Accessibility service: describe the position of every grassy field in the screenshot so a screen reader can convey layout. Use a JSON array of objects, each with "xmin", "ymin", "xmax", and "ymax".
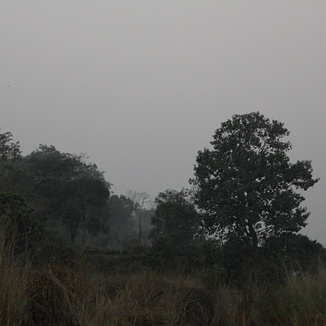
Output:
[{"xmin": 1, "ymin": 231, "xmax": 326, "ymax": 326}]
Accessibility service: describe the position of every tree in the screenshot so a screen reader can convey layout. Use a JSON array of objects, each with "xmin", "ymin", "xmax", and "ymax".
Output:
[
  {"xmin": 63, "ymin": 173, "xmax": 111, "ymax": 242},
  {"xmin": 24, "ymin": 145, "xmax": 111, "ymax": 242},
  {"xmin": 150, "ymin": 189, "xmax": 199, "ymax": 249},
  {"xmin": 107, "ymin": 194, "xmax": 134, "ymax": 249},
  {"xmin": 0, "ymin": 131, "xmax": 21, "ymax": 161},
  {"xmin": 0, "ymin": 131, "xmax": 23, "ymax": 193},
  {"xmin": 191, "ymin": 112, "xmax": 318, "ymax": 249},
  {"xmin": 126, "ymin": 190, "xmax": 150, "ymax": 245}
]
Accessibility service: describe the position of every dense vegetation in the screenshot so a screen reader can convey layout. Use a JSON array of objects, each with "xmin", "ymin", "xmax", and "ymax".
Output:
[{"xmin": 0, "ymin": 112, "xmax": 325, "ymax": 325}]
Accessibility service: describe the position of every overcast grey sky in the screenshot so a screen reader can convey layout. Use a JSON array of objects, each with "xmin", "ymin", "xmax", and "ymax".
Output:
[{"xmin": 1, "ymin": 1, "xmax": 325, "ymax": 244}]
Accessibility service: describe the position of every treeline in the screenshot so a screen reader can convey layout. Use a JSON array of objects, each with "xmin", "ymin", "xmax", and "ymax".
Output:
[
  {"xmin": 0, "ymin": 112, "xmax": 325, "ymax": 286},
  {"xmin": 1, "ymin": 112, "xmax": 326, "ymax": 325},
  {"xmin": 0, "ymin": 131, "xmax": 153, "ymax": 257}
]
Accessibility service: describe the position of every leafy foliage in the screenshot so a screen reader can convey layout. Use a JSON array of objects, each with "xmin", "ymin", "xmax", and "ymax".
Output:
[
  {"xmin": 262, "ymin": 233, "xmax": 326, "ymax": 269},
  {"xmin": 0, "ymin": 192, "xmax": 43, "ymax": 252},
  {"xmin": 0, "ymin": 131, "xmax": 21, "ymax": 161},
  {"xmin": 23, "ymin": 145, "xmax": 110, "ymax": 242},
  {"xmin": 150, "ymin": 189, "xmax": 199, "ymax": 251},
  {"xmin": 191, "ymin": 112, "xmax": 319, "ymax": 248},
  {"xmin": 0, "ymin": 126, "xmax": 324, "ymax": 289},
  {"xmin": 0, "ymin": 131, "xmax": 24, "ymax": 194}
]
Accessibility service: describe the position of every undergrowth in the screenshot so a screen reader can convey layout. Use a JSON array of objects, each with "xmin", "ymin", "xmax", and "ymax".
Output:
[{"xmin": 1, "ymin": 228, "xmax": 326, "ymax": 326}]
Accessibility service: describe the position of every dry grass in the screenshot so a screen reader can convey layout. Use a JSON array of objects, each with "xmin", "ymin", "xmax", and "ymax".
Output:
[
  {"xmin": 1, "ymin": 226, "xmax": 326, "ymax": 326},
  {"xmin": 107, "ymin": 273, "xmax": 214, "ymax": 326},
  {"xmin": 29, "ymin": 270, "xmax": 214, "ymax": 325},
  {"xmin": 0, "ymin": 228, "xmax": 31, "ymax": 326},
  {"xmin": 277, "ymin": 267, "xmax": 326, "ymax": 326}
]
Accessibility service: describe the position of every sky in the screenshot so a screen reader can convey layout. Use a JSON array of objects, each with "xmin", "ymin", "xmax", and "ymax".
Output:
[{"xmin": 1, "ymin": 1, "xmax": 325, "ymax": 244}]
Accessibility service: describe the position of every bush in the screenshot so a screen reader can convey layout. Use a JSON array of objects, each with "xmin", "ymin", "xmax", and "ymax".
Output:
[
  {"xmin": 0, "ymin": 192, "xmax": 43, "ymax": 253},
  {"xmin": 33, "ymin": 230, "xmax": 80, "ymax": 266}
]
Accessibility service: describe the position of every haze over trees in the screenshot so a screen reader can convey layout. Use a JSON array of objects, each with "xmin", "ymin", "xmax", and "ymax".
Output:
[
  {"xmin": 0, "ymin": 112, "xmax": 323, "ymax": 285},
  {"xmin": 107, "ymin": 194, "xmax": 134, "ymax": 249},
  {"xmin": 0, "ymin": 112, "xmax": 325, "ymax": 325},
  {"xmin": 126, "ymin": 190, "xmax": 151, "ymax": 245},
  {"xmin": 0, "ymin": 130, "xmax": 154, "ymax": 251},
  {"xmin": 23, "ymin": 145, "xmax": 111, "ymax": 243}
]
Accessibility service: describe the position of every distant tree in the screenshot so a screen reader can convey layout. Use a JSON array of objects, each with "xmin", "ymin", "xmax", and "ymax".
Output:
[
  {"xmin": 107, "ymin": 194, "xmax": 134, "ymax": 249},
  {"xmin": 191, "ymin": 112, "xmax": 319, "ymax": 250},
  {"xmin": 126, "ymin": 190, "xmax": 150, "ymax": 245},
  {"xmin": 24, "ymin": 145, "xmax": 110, "ymax": 242},
  {"xmin": 0, "ymin": 130, "xmax": 21, "ymax": 161},
  {"xmin": 140, "ymin": 208, "xmax": 155, "ymax": 244},
  {"xmin": 0, "ymin": 130, "xmax": 24, "ymax": 193},
  {"xmin": 150, "ymin": 189, "xmax": 199, "ymax": 250},
  {"xmin": 63, "ymin": 173, "xmax": 111, "ymax": 242}
]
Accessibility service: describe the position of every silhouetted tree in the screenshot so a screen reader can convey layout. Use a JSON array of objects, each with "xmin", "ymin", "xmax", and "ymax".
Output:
[
  {"xmin": 0, "ymin": 130, "xmax": 24, "ymax": 193},
  {"xmin": 24, "ymin": 145, "xmax": 110, "ymax": 242},
  {"xmin": 191, "ymin": 112, "xmax": 318, "ymax": 250},
  {"xmin": 126, "ymin": 190, "xmax": 150, "ymax": 245},
  {"xmin": 150, "ymin": 189, "xmax": 199, "ymax": 250},
  {"xmin": 0, "ymin": 130, "xmax": 21, "ymax": 161}
]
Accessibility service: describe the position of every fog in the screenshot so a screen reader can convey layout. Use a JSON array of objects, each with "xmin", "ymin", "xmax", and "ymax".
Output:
[{"xmin": 1, "ymin": 1, "xmax": 325, "ymax": 244}]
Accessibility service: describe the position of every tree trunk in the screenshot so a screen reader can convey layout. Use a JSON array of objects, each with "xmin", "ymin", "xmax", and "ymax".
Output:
[
  {"xmin": 138, "ymin": 211, "xmax": 142, "ymax": 245},
  {"xmin": 247, "ymin": 222, "xmax": 258, "ymax": 251}
]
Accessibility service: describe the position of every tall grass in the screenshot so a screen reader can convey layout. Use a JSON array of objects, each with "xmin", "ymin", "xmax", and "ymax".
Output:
[
  {"xmin": 0, "ymin": 226, "xmax": 31, "ymax": 325},
  {"xmin": 278, "ymin": 266, "xmax": 326, "ymax": 326},
  {"xmin": 29, "ymin": 269, "xmax": 215, "ymax": 325},
  {"xmin": 210, "ymin": 267, "xmax": 326, "ymax": 326},
  {"xmin": 1, "ymin": 226, "xmax": 326, "ymax": 326}
]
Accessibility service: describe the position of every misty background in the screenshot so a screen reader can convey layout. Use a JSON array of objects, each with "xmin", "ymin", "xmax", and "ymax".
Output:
[{"xmin": 1, "ymin": 1, "xmax": 325, "ymax": 244}]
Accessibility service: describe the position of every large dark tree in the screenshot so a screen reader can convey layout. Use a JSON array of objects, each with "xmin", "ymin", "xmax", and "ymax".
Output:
[
  {"xmin": 191, "ymin": 112, "xmax": 318, "ymax": 249},
  {"xmin": 24, "ymin": 145, "xmax": 111, "ymax": 242}
]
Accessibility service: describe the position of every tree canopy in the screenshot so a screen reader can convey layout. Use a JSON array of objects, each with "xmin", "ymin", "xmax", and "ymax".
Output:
[
  {"xmin": 191, "ymin": 112, "xmax": 319, "ymax": 248},
  {"xmin": 24, "ymin": 145, "xmax": 111, "ymax": 242},
  {"xmin": 0, "ymin": 131, "xmax": 21, "ymax": 161},
  {"xmin": 150, "ymin": 189, "xmax": 199, "ymax": 249},
  {"xmin": 0, "ymin": 131, "xmax": 23, "ymax": 193}
]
